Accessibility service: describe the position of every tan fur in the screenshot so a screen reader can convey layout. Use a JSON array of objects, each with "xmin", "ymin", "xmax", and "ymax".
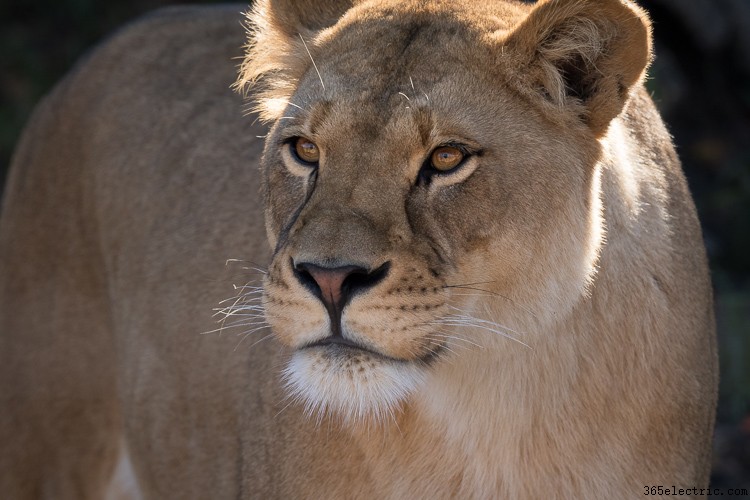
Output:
[{"xmin": 0, "ymin": 1, "xmax": 717, "ymax": 498}]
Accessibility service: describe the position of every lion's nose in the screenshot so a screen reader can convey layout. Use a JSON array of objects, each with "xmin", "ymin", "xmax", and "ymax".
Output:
[{"xmin": 293, "ymin": 261, "xmax": 390, "ymax": 334}]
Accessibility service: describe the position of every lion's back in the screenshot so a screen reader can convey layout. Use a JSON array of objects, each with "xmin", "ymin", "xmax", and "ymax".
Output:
[{"xmin": 0, "ymin": 6, "xmax": 275, "ymax": 498}]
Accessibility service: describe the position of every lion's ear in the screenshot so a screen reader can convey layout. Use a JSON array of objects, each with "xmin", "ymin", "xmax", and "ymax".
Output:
[
  {"xmin": 505, "ymin": 0, "xmax": 652, "ymax": 136},
  {"xmin": 235, "ymin": 0, "xmax": 356, "ymax": 121},
  {"xmin": 260, "ymin": 0, "xmax": 357, "ymax": 36}
]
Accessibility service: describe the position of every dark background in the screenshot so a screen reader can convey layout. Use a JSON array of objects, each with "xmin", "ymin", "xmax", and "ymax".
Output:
[{"xmin": 1, "ymin": 0, "xmax": 748, "ymax": 488}]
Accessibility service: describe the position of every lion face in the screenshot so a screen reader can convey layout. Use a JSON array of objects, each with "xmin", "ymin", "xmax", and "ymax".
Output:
[{"xmin": 241, "ymin": 0, "xmax": 649, "ymax": 423}]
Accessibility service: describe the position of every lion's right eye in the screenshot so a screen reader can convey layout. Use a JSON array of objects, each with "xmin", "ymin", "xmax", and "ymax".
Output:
[
  {"xmin": 429, "ymin": 146, "xmax": 464, "ymax": 172},
  {"xmin": 292, "ymin": 137, "xmax": 320, "ymax": 165}
]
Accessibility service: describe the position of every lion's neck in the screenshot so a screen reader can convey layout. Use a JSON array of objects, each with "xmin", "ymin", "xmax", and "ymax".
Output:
[
  {"xmin": 347, "ymin": 302, "xmax": 638, "ymax": 498},
  {"xmin": 348, "ymin": 342, "xmax": 566, "ymax": 498}
]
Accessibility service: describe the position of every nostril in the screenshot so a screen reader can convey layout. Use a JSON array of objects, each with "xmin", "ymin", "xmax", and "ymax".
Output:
[
  {"xmin": 293, "ymin": 261, "xmax": 320, "ymax": 296},
  {"xmin": 341, "ymin": 261, "xmax": 390, "ymax": 297}
]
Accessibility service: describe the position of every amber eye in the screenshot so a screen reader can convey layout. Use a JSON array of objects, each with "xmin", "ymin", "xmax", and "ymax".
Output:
[
  {"xmin": 430, "ymin": 146, "xmax": 464, "ymax": 172},
  {"xmin": 293, "ymin": 137, "xmax": 320, "ymax": 164}
]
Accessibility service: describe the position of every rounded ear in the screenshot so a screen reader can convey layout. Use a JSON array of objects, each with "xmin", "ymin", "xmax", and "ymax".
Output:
[
  {"xmin": 235, "ymin": 0, "xmax": 357, "ymax": 121},
  {"xmin": 505, "ymin": 0, "xmax": 652, "ymax": 136}
]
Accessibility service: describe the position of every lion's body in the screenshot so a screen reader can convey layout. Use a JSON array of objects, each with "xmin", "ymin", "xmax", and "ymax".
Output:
[{"xmin": 0, "ymin": 2, "xmax": 717, "ymax": 499}]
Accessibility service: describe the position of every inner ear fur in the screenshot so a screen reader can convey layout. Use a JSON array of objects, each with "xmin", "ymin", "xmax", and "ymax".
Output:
[
  {"xmin": 506, "ymin": 0, "xmax": 652, "ymax": 136},
  {"xmin": 235, "ymin": 0, "xmax": 357, "ymax": 121}
]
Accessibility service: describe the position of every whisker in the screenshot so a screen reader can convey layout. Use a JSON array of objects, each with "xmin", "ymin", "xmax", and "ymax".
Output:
[
  {"xmin": 219, "ymin": 315, "xmax": 268, "ymax": 325},
  {"xmin": 233, "ymin": 324, "xmax": 271, "ymax": 336},
  {"xmin": 213, "ymin": 307, "xmax": 264, "ymax": 318},
  {"xmin": 214, "ymin": 295, "xmax": 263, "ymax": 308},
  {"xmin": 234, "ymin": 331, "xmax": 274, "ymax": 352},
  {"xmin": 201, "ymin": 321, "xmax": 269, "ymax": 335},
  {"xmin": 274, "ymin": 395, "xmax": 298, "ymax": 419},
  {"xmin": 240, "ymin": 266, "xmax": 268, "ymax": 274},
  {"xmin": 428, "ymin": 332, "xmax": 484, "ymax": 350},
  {"xmin": 281, "ymin": 100, "xmax": 305, "ymax": 111},
  {"xmin": 435, "ymin": 319, "xmax": 531, "ymax": 349},
  {"xmin": 427, "ymin": 339, "xmax": 463, "ymax": 355},
  {"xmin": 224, "ymin": 258, "xmax": 269, "ymax": 269},
  {"xmin": 445, "ymin": 287, "xmax": 538, "ymax": 318},
  {"xmin": 441, "ymin": 308, "xmax": 529, "ymax": 338},
  {"xmin": 446, "ymin": 308, "xmax": 524, "ymax": 331},
  {"xmin": 298, "ymin": 34, "xmax": 325, "ymax": 91},
  {"xmin": 215, "ymin": 306, "xmax": 266, "ymax": 315},
  {"xmin": 221, "ymin": 302, "xmax": 265, "ymax": 311},
  {"xmin": 448, "ymin": 293, "xmax": 502, "ymax": 297},
  {"xmin": 216, "ymin": 284, "xmax": 264, "ymax": 318},
  {"xmin": 216, "ymin": 318, "xmax": 268, "ymax": 328},
  {"xmin": 443, "ymin": 280, "xmax": 496, "ymax": 288},
  {"xmin": 231, "ymin": 284, "xmax": 264, "ymax": 292},
  {"xmin": 216, "ymin": 312, "xmax": 266, "ymax": 322},
  {"xmin": 216, "ymin": 302, "xmax": 261, "ymax": 323},
  {"xmin": 224, "ymin": 258, "xmax": 268, "ymax": 272},
  {"xmin": 224, "ymin": 289, "xmax": 264, "ymax": 299},
  {"xmin": 224, "ymin": 303, "xmax": 266, "ymax": 316}
]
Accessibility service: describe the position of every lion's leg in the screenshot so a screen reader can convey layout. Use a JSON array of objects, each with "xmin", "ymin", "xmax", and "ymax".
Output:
[{"xmin": 0, "ymin": 86, "xmax": 123, "ymax": 498}]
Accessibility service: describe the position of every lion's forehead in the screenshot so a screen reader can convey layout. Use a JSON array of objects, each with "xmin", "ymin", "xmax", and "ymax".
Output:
[
  {"xmin": 286, "ymin": 15, "xmax": 540, "ymax": 153},
  {"xmin": 314, "ymin": 1, "xmax": 526, "ymax": 93}
]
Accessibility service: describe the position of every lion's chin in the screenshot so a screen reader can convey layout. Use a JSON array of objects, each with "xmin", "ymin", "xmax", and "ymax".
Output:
[{"xmin": 282, "ymin": 347, "xmax": 426, "ymax": 425}]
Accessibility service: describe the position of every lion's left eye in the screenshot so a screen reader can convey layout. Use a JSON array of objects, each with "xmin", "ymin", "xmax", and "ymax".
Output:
[
  {"xmin": 429, "ymin": 146, "xmax": 464, "ymax": 172},
  {"xmin": 292, "ymin": 137, "xmax": 320, "ymax": 165}
]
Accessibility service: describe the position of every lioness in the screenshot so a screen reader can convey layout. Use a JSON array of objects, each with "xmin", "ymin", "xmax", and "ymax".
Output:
[{"xmin": 0, "ymin": 0, "xmax": 718, "ymax": 498}]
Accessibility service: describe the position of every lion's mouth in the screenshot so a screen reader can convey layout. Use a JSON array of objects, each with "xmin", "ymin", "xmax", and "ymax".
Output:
[
  {"xmin": 302, "ymin": 336, "xmax": 443, "ymax": 365},
  {"xmin": 303, "ymin": 336, "xmax": 401, "ymax": 362}
]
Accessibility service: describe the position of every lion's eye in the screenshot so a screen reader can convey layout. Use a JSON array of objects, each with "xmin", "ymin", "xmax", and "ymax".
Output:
[
  {"xmin": 430, "ymin": 146, "xmax": 464, "ymax": 172},
  {"xmin": 293, "ymin": 137, "xmax": 320, "ymax": 165}
]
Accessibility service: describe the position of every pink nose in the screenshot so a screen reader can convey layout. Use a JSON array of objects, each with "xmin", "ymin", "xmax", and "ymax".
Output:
[
  {"xmin": 292, "ymin": 261, "xmax": 390, "ymax": 335},
  {"xmin": 301, "ymin": 264, "xmax": 356, "ymax": 313}
]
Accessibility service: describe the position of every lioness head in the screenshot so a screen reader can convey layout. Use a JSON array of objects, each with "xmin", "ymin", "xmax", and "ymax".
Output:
[{"xmin": 236, "ymin": 0, "xmax": 651, "ymax": 423}]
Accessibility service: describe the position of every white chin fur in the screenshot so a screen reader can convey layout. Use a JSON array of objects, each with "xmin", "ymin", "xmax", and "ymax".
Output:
[{"xmin": 282, "ymin": 348, "xmax": 426, "ymax": 425}]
